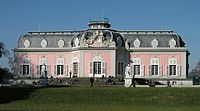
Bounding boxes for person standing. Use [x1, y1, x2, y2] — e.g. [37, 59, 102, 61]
[130, 76, 136, 87]
[69, 71, 72, 78]
[90, 77, 94, 87]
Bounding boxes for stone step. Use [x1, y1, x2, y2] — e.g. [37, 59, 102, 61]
[48, 77, 124, 86]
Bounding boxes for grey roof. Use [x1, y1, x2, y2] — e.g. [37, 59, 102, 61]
[120, 32, 185, 47]
[18, 31, 80, 48]
[17, 29, 186, 48]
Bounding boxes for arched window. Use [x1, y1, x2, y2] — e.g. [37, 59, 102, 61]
[37, 56, 49, 77]
[20, 57, 31, 75]
[90, 55, 106, 77]
[55, 57, 65, 76]
[167, 57, 180, 76]
[70, 57, 79, 77]
[150, 57, 161, 76]
[39, 57, 47, 65]
[131, 57, 144, 76]
[117, 55, 124, 77]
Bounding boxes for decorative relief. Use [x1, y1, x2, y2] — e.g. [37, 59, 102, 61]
[24, 40, 30, 48]
[74, 37, 79, 47]
[117, 37, 122, 47]
[151, 39, 158, 48]
[68, 41, 72, 47]
[125, 40, 129, 49]
[109, 41, 116, 47]
[133, 38, 140, 48]
[169, 38, 176, 48]
[72, 56, 79, 62]
[41, 39, 47, 48]
[58, 39, 65, 48]
[95, 30, 99, 36]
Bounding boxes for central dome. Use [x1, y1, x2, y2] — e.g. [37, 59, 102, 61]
[70, 18, 125, 48]
[88, 18, 111, 29]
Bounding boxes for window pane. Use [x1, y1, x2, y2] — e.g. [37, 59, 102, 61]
[169, 65, 176, 75]
[151, 65, 158, 75]
[134, 65, 140, 75]
[61, 65, 64, 75]
[57, 65, 60, 75]
[93, 62, 101, 74]
[98, 62, 101, 74]
[73, 62, 78, 76]
[23, 65, 29, 75]
[93, 62, 97, 74]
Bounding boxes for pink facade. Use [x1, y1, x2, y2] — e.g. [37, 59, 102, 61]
[129, 51, 186, 79]
[13, 18, 189, 80]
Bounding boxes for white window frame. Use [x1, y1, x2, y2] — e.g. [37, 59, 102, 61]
[20, 57, 31, 76]
[90, 55, 106, 77]
[73, 62, 78, 77]
[37, 56, 50, 77]
[55, 57, 65, 77]
[167, 57, 180, 76]
[149, 57, 162, 76]
[70, 57, 79, 77]
[131, 57, 144, 77]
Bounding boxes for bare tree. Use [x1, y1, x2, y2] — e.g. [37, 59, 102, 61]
[0, 42, 9, 58]
[0, 42, 13, 83]
[190, 60, 200, 76]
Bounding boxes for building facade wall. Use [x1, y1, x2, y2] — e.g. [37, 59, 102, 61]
[13, 19, 189, 80]
[129, 50, 187, 79]
[14, 49, 118, 78]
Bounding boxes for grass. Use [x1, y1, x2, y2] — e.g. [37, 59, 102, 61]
[0, 86, 200, 111]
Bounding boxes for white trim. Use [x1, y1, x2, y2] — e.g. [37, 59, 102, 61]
[41, 39, 47, 48]
[168, 57, 179, 76]
[177, 65, 181, 76]
[140, 65, 144, 77]
[55, 57, 65, 76]
[131, 57, 143, 77]
[20, 57, 31, 76]
[39, 56, 47, 65]
[150, 57, 159, 65]
[56, 57, 64, 65]
[168, 57, 177, 65]
[90, 55, 106, 77]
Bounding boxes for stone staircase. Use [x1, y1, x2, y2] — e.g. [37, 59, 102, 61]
[47, 77, 163, 87]
[48, 77, 124, 87]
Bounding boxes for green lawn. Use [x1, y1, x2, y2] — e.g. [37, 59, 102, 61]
[0, 86, 200, 111]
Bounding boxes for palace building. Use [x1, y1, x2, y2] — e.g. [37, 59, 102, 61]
[13, 18, 189, 81]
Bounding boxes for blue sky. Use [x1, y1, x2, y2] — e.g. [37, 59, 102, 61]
[0, 0, 200, 71]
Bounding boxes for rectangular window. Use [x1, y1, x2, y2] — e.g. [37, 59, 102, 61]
[169, 65, 176, 75]
[117, 62, 123, 75]
[102, 62, 106, 74]
[93, 62, 101, 74]
[40, 65, 46, 75]
[151, 65, 158, 75]
[57, 65, 64, 75]
[73, 62, 78, 76]
[134, 65, 140, 75]
[23, 65, 29, 75]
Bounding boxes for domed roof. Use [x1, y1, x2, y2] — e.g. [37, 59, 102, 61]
[88, 18, 111, 29]
[15, 18, 186, 49]
[71, 28, 125, 48]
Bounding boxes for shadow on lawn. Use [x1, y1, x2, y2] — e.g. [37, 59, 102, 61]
[0, 87, 40, 104]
